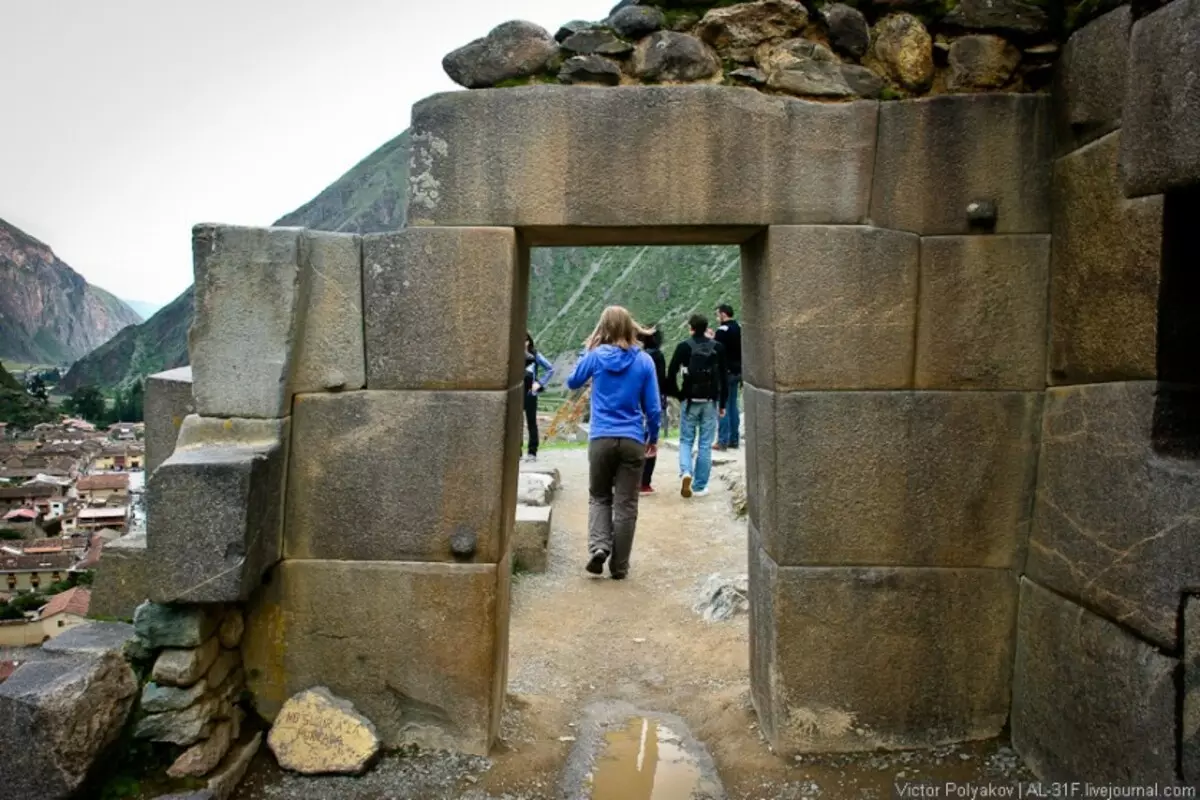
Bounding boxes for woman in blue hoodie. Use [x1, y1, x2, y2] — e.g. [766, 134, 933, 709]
[567, 306, 662, 580]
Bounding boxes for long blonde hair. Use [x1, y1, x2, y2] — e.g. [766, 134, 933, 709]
[583, 306, 653, 351]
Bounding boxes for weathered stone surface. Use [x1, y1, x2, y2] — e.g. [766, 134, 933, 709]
[1049, 133, 1163, 384]
[1053, 6, 1129, 156]
[285, 389, 519, 562]
[1121, 0, 1200, 196]
[559, 702, 727, 800]
[695, 0, 809, 63]
[442, 20, 557, 89]
[136, 692, 222, 746]
[268, 687, 382, 775]
[824, 4, 869, 60]
[218, 609, 244, 649]
[90, 528, 149, 620]
[142, 679, 209, 714]
[518, 472, 554, 507]
[290, 232, 365, 394]
[943, 0, 1050, 34]
[1028, 382, 1200, 649]
[147, 415, 288, 603]
[407, 86, 878, 228]
[169, 718, 235, 778]
[748, 390, 1041, 567]
[41, 620, 135, 656]
[1012, 579, 1178, 782]
[767, 61, 856, 97]
[750, 546, 1016, 753]
[243, 560, 506, 755]
[562, 29, 633, 56]
[871, 94, 1052, 235]
[839, 65, 885, 98]
[206, 648, 239, 689]
[631, 31, 721, 81]
[514, 504, 552, 573]
[742, 226, 918, 390]
[363, 227, 521, 391]
[189, 225, 303, 419]
[520, 463, 561, 490]
[555, 20, 594, 43]
[755, 38, 837, 73]
[947, 35, 1020, 91]
[134, 602, 219, 649]
[559, 55, 623, 85]
[609, 6, 664, 39]
[146, 366, 194, 476]
[868, 14, 933, 91]
[915, 235, 1050, 389]
[1186, 595, 1200, 783]
[156, 792, 215, 800]
[207, 732, 262, 800]
[0, 651, 138, 799]
[153, 636, 221, 687]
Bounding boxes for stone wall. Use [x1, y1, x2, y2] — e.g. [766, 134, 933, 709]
[1009, 0, 1200, 784]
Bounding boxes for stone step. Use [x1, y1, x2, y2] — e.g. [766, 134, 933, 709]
[519, 463, 561, 490]
[518, 472, 555, 507]
[513, 505, 553, 574]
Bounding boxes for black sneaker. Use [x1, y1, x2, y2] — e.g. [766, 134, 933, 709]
[586, 549, 608, 575]
[609, 569, 627, 580]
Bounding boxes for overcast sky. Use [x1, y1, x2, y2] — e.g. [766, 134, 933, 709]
[0, 0, 614, 308]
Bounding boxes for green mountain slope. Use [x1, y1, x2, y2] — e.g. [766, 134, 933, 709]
[0, 360, 58, 429]
[64, 129, 741, 390]
[0, 218, 143, 365]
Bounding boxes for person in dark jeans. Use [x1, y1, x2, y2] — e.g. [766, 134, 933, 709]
[637, 325, 669, 495]
[523, 332, 555, 462]
[567, 306, 661, 580]
[667, 314, 728, 498]
[713, 303, 743, 450]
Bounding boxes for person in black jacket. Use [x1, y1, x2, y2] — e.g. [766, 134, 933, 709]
[713, 303, 743, 449]
[637, 325, 668, 494]
[666, 314, 728, 498]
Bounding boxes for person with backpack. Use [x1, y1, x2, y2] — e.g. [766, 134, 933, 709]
[713, 303, 743, 450]
[666, 314, 728, 498]
[567, 306, 662, 580]
[637, 325, 669, 495]
[523, 332, 555, 462]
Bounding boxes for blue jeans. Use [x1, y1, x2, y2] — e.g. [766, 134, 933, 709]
[718, 375, 741, 447]
[679, 401, 719, 491]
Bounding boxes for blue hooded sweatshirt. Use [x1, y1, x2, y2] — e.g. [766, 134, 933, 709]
[567, 345, 662, 444]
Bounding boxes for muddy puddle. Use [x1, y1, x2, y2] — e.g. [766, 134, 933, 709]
[592, 717, 705, 799]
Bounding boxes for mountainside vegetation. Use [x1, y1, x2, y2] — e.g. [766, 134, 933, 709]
[0, 218, 142, 365]
[63, 130, 742, 390]
[0, 360, 58, 429]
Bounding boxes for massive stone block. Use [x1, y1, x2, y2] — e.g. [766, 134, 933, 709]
[407, 86, 878, 228]
[145, 366, 194, 477]
[89, 528, 149, 620]
[290, 231, 366, 394]
[243, 559, 507, 755]
[750, 543, 1016, 754]
[750, 390, 1041, 568]
[1012, 579, 1179, 783]
[0, 651, 139, 799]
[364, 227, 523, 390]
[915, 235, 1050, 390]
[741, 226, 919, 390]
[285, 389, 521, 563]
[1121, 0, 1200, 196]
[513, 504, 552, 573]
[871, 94, 1052, 235]
[1053, 6, 1130, 156]
[1028, 382, 1200, 649]
[1049, 133, 1164, 385]
[189, 225, 304, 419]
[147, 415, 289, 604]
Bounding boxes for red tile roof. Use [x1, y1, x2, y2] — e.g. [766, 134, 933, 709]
[0, 552, 76, 571]
[0, 661, 17, 684]
[40, 587, 90, 619]
[3, 509, 38, 521]
[77, 474, 130, 492]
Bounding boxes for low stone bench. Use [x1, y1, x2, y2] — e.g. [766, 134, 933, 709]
[513, 504, 553, 574]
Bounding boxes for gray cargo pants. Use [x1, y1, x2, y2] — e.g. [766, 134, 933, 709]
[587, 437, 646, 575]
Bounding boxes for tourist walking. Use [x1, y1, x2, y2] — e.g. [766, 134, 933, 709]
[667, 314, 728, 498]
[523, 332, 555, 462]
[567, 306, 662, 580]
[637, 325, 669, 495]
[713, 303, 743, 450]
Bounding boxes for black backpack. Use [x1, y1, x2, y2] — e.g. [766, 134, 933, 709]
[683, 339, 719, 402]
